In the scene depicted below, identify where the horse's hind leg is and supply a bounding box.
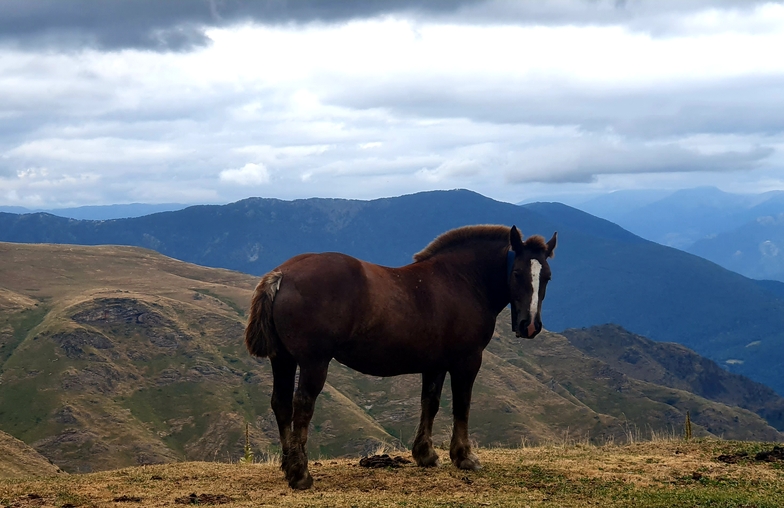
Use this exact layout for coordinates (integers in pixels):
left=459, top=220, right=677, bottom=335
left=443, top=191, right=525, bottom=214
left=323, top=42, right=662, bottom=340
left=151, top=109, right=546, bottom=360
left=449, top=354, right=482, bottom=471
left=286, top=360, right=329, bottom=490
left=412, top=370, right=446, bottom=467
left=270, top=350, right=297, bottom=478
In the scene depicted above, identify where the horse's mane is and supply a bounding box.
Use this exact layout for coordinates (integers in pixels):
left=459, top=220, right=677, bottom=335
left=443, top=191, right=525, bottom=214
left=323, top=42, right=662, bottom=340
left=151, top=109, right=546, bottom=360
left=414, top=225, right=510, bottom=262
left=523, top=235, right=548, bottom=251
left=414, top=225, right=549, bottom=262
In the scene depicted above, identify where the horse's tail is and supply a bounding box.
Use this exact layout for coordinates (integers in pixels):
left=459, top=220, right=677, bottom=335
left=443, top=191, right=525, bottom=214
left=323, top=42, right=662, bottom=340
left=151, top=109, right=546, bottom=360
left=245, top=270, right=283, bottom=358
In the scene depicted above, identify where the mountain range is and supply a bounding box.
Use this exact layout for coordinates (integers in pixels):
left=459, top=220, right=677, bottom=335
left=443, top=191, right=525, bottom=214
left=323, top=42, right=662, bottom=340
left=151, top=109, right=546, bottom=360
left=1, top=190, right=783, bottom=395
left=572, top=187, right=784, bottom=282
left=0, top=203, right=186, bottom=221
left=1, top=242, right=782, bottom=474
left=575, top=187, right=784, bottom=249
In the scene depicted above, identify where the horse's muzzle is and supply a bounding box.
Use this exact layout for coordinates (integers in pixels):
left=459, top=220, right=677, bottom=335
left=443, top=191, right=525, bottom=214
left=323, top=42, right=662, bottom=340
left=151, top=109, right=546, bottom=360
left=516, top=318, right=541, bottom=339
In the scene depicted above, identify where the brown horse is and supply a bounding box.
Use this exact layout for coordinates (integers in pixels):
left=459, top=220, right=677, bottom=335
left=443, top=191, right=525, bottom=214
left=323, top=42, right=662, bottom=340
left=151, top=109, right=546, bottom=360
left=245, top=225, right=556, bottom=489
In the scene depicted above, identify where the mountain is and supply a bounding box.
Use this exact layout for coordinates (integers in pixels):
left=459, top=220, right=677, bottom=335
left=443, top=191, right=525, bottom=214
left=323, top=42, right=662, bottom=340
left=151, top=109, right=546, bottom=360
left=0, top=242, right=393, bottom=473
left=2, top=242, right=782, bottom=473
left=566, top=188, right=673, bottom=219
left=687, top=214, right=784, bottom=282
left=561, top=325, right=784, bottom=431
left=0, top=203, right=187, bottom=220
left=1, top=190, right=783, bottom=394
left=0, top=429, right=63, bottom=478
left=577, top=187, right=784, bottom=249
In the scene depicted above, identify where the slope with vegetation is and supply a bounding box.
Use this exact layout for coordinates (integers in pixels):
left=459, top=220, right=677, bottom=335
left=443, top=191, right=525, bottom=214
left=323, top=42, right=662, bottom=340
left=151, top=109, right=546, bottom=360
left=1, top=242, right=782, bottom=475
left=0, top=430, right=62, bottom=479
left=1, top=190, right=783, bottom=394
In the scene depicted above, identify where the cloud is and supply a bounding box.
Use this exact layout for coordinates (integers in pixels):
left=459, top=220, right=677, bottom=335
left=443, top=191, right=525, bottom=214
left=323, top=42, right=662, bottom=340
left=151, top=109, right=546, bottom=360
left=505, top=142, right=774, bottom=184
left=1, top=4, right=784, bottom=207
left=0, top=0, right=479, bottom=51
left=1, top=1, right=778, bottom=52
left=220, top=163, right=271, bottom=185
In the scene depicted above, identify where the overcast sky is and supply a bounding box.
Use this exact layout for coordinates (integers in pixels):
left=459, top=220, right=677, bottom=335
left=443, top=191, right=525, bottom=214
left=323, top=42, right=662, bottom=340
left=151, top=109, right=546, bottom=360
left=1, top=0, right=783, bottom=208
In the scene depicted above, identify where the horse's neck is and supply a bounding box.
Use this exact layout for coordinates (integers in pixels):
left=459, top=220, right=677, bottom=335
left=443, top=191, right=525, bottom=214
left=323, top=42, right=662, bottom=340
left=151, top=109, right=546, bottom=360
left=430, top=247, right=510, bottom=314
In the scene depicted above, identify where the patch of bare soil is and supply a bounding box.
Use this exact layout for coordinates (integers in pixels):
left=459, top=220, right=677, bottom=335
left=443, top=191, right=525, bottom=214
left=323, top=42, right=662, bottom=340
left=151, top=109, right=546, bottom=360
left=174, top=493, right=232, bottom=505
left=755, top=445, right=784, bottom=462
left=358, top=454, right=412, bottom=468
left=717, top=445, right=784, bottom=464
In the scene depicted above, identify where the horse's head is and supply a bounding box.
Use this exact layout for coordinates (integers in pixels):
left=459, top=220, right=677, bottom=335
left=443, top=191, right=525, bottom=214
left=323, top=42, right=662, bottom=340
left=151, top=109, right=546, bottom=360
left=508, top=226, right=557, bottom=339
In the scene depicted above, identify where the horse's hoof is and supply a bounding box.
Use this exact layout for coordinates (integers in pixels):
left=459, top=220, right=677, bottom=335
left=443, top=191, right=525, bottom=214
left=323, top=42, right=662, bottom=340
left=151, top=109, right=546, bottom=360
left=454, top=455, right=482, bottom=471
left=415, top=452, right=441, bottom=468
left=288, top=472, right=313, bottom=490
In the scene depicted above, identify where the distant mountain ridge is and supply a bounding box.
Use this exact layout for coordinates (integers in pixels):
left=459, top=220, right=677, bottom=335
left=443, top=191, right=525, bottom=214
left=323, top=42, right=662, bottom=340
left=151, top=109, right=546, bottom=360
left=0, top=203, right=187, bottom=220
left=575, top=186, right=784, bottom=251
left=0, top=190, right=783, bottom=394
left=687, top=214, right=784, bottom=282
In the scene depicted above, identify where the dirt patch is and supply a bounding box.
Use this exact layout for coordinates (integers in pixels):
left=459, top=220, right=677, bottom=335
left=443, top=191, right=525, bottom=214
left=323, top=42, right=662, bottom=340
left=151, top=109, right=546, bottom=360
left=717, top=446, right=784, bottom=464
left=358, top=454, right=412, bottom=468
left=113, top=495, right=142, bottom=502
left=173, top=493, right=232, bottom=505
left=717, top=451, right=749, bottom=464
left=755, top=445, right=784, bottom=462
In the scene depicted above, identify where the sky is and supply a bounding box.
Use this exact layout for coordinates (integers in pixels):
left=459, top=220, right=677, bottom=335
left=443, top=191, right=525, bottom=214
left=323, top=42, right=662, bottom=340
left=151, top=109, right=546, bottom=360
left=1, top=0, right=784, bottom=208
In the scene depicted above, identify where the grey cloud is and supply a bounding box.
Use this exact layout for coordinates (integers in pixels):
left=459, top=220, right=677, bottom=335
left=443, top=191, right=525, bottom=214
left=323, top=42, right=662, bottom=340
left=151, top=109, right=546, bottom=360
left=0, top=0, right=479, bottom=51
left=506, top=143, right=774, bottom=184
left=1, top=0, right=777, bottom=51
left=325, top=75, right=784, bottom=138
left=447, top=0, right=777, bottom=33
left=0, top=1, right=216, bottom=51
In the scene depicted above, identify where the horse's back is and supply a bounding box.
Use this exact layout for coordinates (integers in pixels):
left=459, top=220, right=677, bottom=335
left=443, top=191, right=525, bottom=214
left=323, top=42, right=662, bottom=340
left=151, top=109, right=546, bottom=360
left=270, top=252, right=494, bottom=375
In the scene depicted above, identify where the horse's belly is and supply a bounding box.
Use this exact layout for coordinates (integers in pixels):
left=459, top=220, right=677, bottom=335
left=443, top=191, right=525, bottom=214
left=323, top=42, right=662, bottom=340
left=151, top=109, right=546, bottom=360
left=333, top=348, right=444, bottom=377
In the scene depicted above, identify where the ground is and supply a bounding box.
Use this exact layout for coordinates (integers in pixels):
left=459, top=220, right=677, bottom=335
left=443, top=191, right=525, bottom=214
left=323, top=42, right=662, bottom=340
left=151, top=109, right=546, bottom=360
left=1, top=439, right=782, bottom=507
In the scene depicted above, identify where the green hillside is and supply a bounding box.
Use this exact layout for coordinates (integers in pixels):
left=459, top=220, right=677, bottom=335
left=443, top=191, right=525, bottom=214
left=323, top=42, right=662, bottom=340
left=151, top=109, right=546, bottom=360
left=0, top=242, right=781, bottom=474
left=2, top=190, right=783, bottom=395
left=0, top=430, right=62, bottom=479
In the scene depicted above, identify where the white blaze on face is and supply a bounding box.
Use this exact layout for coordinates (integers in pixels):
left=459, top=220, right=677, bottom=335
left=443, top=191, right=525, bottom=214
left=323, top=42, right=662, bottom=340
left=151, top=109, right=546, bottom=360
left=529, top=259, right=542, bottom=317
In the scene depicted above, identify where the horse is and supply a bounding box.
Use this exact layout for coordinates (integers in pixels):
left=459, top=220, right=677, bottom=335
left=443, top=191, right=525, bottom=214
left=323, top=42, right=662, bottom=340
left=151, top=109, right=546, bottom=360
left=245, top=224, right=557, bottom=489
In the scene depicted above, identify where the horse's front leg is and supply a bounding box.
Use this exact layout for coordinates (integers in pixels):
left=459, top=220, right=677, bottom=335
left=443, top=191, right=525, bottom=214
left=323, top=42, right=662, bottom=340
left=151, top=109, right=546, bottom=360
left=412, top=370, right=446, bottom=467
left=449, top=353, right=482, bottom=470
left=285, top=360, right=329, bottom=490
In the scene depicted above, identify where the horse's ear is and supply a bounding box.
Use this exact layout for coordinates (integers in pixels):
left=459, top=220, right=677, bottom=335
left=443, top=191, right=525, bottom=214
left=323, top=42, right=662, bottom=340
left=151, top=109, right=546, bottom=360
left=510, top=225, right=524, bottom=253
left=546, top=232, right=558, bottom=258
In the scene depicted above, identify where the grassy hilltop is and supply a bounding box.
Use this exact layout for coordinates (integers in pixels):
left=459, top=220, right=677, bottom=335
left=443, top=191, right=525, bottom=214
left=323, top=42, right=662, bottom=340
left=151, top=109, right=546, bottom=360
left=1, top=440, right=783, bottom=507
left=1, top=241, right=783, bottom=476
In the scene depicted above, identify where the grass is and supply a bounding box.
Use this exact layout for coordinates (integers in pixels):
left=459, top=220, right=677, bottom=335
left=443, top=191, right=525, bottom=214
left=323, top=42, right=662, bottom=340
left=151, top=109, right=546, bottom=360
left=192, top=289, right=246, bottom=318
left=0, top=306, right=48, bottom=366
left=1, top=440, right=782, bottom=507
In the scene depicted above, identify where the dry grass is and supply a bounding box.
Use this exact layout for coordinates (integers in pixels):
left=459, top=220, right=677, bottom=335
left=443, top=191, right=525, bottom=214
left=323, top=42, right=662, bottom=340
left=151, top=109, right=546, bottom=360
left=1, top=440, right=782, bottom=507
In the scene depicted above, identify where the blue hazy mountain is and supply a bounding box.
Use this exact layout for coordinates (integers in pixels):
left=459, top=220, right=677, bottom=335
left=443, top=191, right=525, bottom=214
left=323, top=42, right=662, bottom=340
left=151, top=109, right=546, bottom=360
left=0, top=189, right=783, bottom=394
left=536, top=188, right=672, bottom=216
left=0, top=203, right=187, bottom=220
left=575, top=187, right=784, bottom=250
left=688, top=213, right=784, bottom=282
